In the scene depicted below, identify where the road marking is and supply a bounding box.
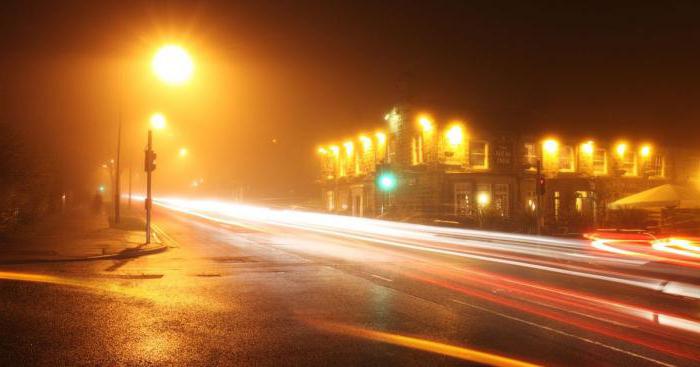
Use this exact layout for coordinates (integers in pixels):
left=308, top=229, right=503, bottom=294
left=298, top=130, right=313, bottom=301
left=449, top=299, right=676, bottom=367
left=370, top=274, right=393, bottom=282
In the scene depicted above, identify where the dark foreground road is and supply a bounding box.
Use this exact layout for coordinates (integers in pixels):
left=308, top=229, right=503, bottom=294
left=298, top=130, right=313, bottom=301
left=1, top=201, right=700, bottom=366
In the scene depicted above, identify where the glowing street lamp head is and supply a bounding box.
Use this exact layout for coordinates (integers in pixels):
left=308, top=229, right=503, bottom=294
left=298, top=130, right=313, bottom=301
left=152, top=44, right=194, bottom=85
left=445, top=124, right=464, bottom=146
left=581, top=141, right=594, bottom=155
left=359, top=135, right=372, bottom=151
left=150, top=113, right=167, bottom=130
left=98, top=185, right=106, bottom=193
left=543, top=139, right=559, bottom=154
left=317, top=147, right=328, bottom=155
left=616, top=143, right=627, bottom=157
left=375, top=132, right=386, bottom=144
left=640, top=144, right=651, bottom=157
left=343, top=141, right=354, bottom=156
left=418, top=115, right=433, bottom=132
left=329, top=145, right=340, bottom=156
left=477, top=192, right=490, bottom=207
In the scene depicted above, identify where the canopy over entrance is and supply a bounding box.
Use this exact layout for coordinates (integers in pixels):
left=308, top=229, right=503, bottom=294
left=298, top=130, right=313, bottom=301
left=608, top=184, right=700, bottom=209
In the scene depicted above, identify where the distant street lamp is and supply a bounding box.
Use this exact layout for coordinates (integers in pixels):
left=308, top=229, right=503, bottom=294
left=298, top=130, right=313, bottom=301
left=150, top=113, right=167, bottom=130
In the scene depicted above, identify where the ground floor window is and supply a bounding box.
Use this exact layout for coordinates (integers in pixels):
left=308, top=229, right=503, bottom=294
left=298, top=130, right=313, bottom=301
left=454, top=183, right=473, bottom=216
left=493, top=184, right=509, bottom=217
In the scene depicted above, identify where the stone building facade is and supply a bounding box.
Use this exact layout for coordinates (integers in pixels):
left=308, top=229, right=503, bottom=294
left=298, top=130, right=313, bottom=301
left=316, top=106, right=700, bottom=233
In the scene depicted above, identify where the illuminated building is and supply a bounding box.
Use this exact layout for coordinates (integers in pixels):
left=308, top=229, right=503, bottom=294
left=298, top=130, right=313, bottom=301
left=316, top=105, right=699, bottom=233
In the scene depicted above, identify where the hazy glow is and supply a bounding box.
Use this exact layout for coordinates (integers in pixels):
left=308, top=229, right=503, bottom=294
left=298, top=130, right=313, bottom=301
left=581, top=141, right=594, bottom=155
left=359, top=135, right=372, bottom=151
left=543, top=139, right=559, bottom=154
left=150, top=113, right=167, bottom=130
left=640, top=144, right=651, bottom=157
left=375, top=132, right=387, bottom=144
left=418, top=115, right=433, bottom=132
left=152, top=44, right=194, bottom=85
left=378, top=172, right=398, bottom=191
left=477, top=192, right=490, bottom=206
left=616, top=143, right=627, bottom=157
left=343, top=141, right=354, bottom=156
left=317, top=147, right=328, bottom=155
left=329, top=145, right=340, bottom=156
left=179, top=147, right=188, bottom=157
left=446, top=125, right=464, bottom=146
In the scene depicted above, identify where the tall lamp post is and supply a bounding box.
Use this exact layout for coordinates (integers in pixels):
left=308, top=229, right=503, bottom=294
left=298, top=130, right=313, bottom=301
left=144, top=45, right=194, bottom=244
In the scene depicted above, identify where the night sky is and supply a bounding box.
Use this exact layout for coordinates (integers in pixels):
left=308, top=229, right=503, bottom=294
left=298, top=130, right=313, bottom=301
left=2, top=1, right=700, bottom=196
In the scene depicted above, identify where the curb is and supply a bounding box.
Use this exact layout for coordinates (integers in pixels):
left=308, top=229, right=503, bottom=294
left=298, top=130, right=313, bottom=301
left=0, top=226, right=169, bottom=265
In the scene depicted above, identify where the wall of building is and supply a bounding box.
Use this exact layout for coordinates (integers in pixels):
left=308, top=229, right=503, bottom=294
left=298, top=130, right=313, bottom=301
left=316, top=106, right=700, bottom=233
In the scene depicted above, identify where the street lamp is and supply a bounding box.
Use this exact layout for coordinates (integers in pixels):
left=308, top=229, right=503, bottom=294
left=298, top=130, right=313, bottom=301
left=142, top=44, right=195, bottom=244
left=152, top=44, right=194, bottom=86
left=150, top=113, right=167, bottom=130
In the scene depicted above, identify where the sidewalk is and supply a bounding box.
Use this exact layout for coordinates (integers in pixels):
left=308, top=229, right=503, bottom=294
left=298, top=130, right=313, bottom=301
left=0, top=207, right=166, bottom=264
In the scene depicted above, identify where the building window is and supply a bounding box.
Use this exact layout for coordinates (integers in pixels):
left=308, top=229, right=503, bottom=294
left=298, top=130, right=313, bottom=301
left=622, top=153, right=638, bottom=176
left=646, top=155, right=665, bottom=178
left=523, top=143, right=537, bottom=171
left=593, top=148, right=607, bottom=175
left=559, top=145, right=575, bottom=172
left=469, top=141, right=488, bottom=169
left=454, top=183, right=473, bottom=216
left=575, top=191, right=594, bottom=218
left=411, top=136, right=425, bottom=165
left=493, top=184, right=509, bottom=217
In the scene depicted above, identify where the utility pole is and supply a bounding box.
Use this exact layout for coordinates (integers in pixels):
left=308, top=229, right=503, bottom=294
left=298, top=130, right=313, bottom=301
left=145, top=130, right=156, bottom=244
left=114, top=117, right=121, bottom=223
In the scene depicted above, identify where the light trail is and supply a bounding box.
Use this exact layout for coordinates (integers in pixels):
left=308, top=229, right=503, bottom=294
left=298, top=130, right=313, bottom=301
left=154, top=197, right=700, bottom=364
left=153, top=198, right=698, bottom=296
left=304, top=319, right=542, bottom=367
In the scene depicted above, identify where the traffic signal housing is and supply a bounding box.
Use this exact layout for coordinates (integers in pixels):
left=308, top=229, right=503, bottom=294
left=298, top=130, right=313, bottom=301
left=537, top=176, right=545, bottom=196
left=145, top=150, right=157, bottom=172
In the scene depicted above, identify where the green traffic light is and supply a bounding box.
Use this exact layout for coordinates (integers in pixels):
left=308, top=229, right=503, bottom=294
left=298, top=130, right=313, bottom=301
left=378, top=172, right=397, bottom=191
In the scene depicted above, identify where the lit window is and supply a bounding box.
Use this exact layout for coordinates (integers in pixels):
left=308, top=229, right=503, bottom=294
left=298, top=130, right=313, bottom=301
left=559, top=145, right=575, bottom=172
left=411, top=136, right=425, bottom=165
left=493, top=184, right=509, bottom=217
left=646, top=155, right=665, bottom=178
left=454, top=183, right=474, bottom=216
left=469, top=141, right=489, bottom=169
left=523, top=143, right=537, bottom=170
left=593, top=148, right=607, bottom=175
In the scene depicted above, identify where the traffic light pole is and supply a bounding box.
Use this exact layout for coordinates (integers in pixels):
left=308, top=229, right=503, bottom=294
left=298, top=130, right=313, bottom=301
left=145, top=130, right=153, bottom=244
left=114, top=118, right=121, bottom=224
left=536, top=159, right=544, bottom=235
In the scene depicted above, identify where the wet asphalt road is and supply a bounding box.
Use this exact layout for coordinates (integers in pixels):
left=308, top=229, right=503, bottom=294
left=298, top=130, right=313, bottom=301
left=1, top=207, right=699, bottom=366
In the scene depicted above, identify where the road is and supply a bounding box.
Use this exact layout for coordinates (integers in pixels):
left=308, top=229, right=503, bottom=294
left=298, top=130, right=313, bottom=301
left=1, top=198, right=700, bottom=366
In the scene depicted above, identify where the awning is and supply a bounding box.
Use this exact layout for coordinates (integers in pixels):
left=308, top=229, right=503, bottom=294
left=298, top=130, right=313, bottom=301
left=608, top=184, right=700, bottom=209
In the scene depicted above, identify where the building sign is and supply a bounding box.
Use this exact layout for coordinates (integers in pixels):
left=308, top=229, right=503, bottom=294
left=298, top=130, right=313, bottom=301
left=492, top=137, right=513, bottom=172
